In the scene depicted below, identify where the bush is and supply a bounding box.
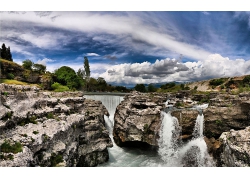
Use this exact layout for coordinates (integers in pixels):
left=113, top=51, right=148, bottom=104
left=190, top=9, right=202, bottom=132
left=209, top=78, right=225, bottom=86
left=7, top=73, right=14, bottom=79
left=51, top=82, right=70, bottom=92
left=54, top=66, right=83, bottom=90
left=0, top=140, right=23, bottom=154
left=50, top=153, right=63, bottom=167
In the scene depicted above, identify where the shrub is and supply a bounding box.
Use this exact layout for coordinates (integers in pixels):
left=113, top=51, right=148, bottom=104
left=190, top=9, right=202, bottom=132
left=51, top=82, right=70, bottom=92
left=50, top=153, right=63, bottom=167
left=7, top=73, right=15, bottom=79
left=0, top=140, right=23, bottom=154
left=47, top=112, right=54, bottom=119
left=33, top=131, right=39, bottom=135
left=209, top=78, right=225, bottom=86
left=2, top=111, right=13, bottom=121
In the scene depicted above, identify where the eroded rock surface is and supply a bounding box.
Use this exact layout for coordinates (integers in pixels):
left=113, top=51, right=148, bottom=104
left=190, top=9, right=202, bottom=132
left=113, top=92, right=168, bottom=147
left=0, top=84, right=112, bottom=167
left=218, top=126, right=250, bottom=167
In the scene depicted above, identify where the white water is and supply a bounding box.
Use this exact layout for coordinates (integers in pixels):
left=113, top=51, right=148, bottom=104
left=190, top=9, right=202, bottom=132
left=85, top=95, right=214, bottom=167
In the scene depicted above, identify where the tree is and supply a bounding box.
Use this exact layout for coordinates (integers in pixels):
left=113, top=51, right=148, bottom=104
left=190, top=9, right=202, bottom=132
left=148, top=84, right=157, bottom=92
left=84, top=56, right=90, bottom=81
left=77, top=68, right=85, bottom=79
left=33, top=63, right=46, bottom=74
left=22, top=59, right=33, bottom=70
left=97, top=77, right=107, bottom=91
left=134, top=84, right=146, bottom=92
left=6, top=46, right=13, bottom=61
left=54, top=66, right=83, bottom=90
left=1, top=43, right=7, bottom=60
left=1, top=44, right=13, bottom=61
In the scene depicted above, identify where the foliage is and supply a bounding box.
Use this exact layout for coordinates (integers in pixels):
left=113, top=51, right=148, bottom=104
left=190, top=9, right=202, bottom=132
left=50, top=153, right=63, bottom=167
left=209, top=78, right=225, bottom=86
left=160, top=82, right=176, bottom=89
left=148, top=84, right=157, bottom=92
left=46, top=112, right=54, bottom=119
left=7, top=73, right=15, bottom=79
left=18, top=115, right=38, bottom=126
left=0, top=153, right=14, bottom=160
left=1, top=43, right=13, bottom=61
left=84, top=56, right=90, bottom=80
left=33, top=63, right=46, bottom=74
left=134, top=84, right=146, bottom=92
left=243, top=75, right=250, bottom=86
left=2, top=111, right=13, bottom=121
left=51, top=82, right=70, bottom=92
left=0, top=79, right=40, bottom=88
left=0, top=140, right=23, bottom=154
left=22, top=59, right=33, bottom=70
left=33, top=131, right=39, bottom=135
left=54, top=66, right=83, bottom=90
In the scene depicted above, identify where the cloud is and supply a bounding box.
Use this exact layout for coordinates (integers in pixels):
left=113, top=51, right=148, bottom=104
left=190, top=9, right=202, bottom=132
left=36, top=58, right=55, bottom=66
left=85, top=53, right=100, bottom=56
left=98, top=54, right=250, bottom=84
left=104, top=55, right=117, bottom=60
left=0, top=11, right=212, bottom=61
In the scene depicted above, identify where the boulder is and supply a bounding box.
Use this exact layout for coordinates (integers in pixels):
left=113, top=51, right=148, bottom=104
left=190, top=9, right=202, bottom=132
left=113, top=92, right=168, bottom=147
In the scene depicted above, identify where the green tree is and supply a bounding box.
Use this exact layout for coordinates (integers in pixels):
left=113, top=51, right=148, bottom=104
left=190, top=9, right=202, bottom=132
left=97, top=77, right=107, bottom=91
left=33, top=63, right=46, bottom=74
left=6, top=46, right=13, bottom=61
left=54, top=66, right=82, bottom=90
left=88, top=77, right=98, bottom=91
left=1, top=43, right=7, bottom=60
left=22, top=60, right=33, bottom=70
left=134, top=84, right=146, bottom=92
left=77, top=68, right=85, bottom=79
left=148, top=84, right=157, bottom=92
left=84, top=56, right=90, bottom=81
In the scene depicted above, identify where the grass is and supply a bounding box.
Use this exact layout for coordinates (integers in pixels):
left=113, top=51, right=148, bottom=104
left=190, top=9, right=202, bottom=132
left=0, top=140, right=23, bottom=154
left=0, top=79, right=40, bottom=87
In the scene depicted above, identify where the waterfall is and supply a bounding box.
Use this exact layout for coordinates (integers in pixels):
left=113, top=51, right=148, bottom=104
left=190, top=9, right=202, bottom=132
left=85, top=95, right=214, bottom=167
left=158, top=108, right=214, bottom=167
left=84, top=95, right=123, bottom=126
left=158, top=112, right=181, bottom=165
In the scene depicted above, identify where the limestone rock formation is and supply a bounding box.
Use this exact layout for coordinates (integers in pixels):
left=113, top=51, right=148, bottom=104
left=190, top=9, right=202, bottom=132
left=113, top=92, right=168, bottom=147
left=203, top=94, right=250, bottom=139
left=218, top=126, right=250, bottom=167
left=0, top=84, right=112, bottom=167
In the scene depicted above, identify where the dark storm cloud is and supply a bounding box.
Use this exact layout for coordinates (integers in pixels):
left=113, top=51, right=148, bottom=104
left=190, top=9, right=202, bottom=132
left=124, top=59, right=190, bottom=78
left=104, top=55, right=117, bottom=60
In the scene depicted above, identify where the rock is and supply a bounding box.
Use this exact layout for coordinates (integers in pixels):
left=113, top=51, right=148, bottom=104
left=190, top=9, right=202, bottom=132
left=0, top=84, right=112, bottom=167
left=203, top=94, right=250, bottom=139
left=113, top=92, right=168, bottom=147
left=171, top=110, right=199, bottom=140
left=218, top=126, right=250, bottom=167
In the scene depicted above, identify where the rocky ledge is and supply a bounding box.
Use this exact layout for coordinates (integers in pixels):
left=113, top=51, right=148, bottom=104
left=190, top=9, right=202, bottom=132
left=0, top=84, right=112, bottom=167
left=113, top=91, right=250, bottom=166
left=113, top=91, right=168, bottom=147
left=218, top=126, right=250, bottom=167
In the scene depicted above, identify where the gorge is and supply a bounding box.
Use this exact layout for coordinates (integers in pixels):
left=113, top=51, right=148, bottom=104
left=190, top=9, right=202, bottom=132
left=1, top=84, right=250, bottom=167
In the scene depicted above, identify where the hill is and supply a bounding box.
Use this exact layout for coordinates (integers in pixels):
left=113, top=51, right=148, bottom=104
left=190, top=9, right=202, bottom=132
left=186, top=75, right=250, bottom=93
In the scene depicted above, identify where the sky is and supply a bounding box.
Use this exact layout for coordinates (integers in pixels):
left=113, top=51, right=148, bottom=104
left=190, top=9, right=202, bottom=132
left=1, top=5, right=250, bottom=87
